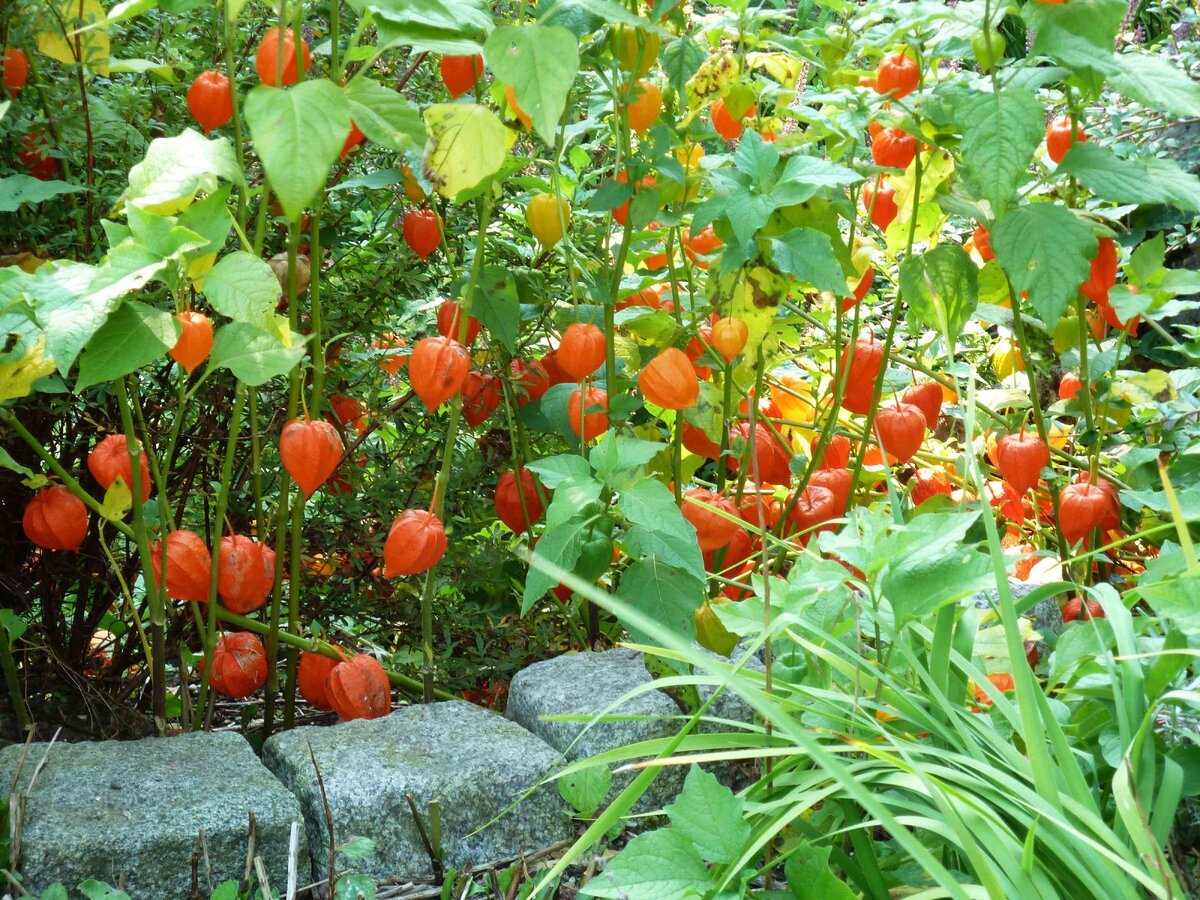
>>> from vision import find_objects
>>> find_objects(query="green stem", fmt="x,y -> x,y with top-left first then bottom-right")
115,377 -> 167,732
195,383 -> 247,728
0,619 -> 28,734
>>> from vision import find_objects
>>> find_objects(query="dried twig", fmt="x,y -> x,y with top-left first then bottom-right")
242,811 -> 257,889
286,820 -> 301,900
308,741 -> 338,894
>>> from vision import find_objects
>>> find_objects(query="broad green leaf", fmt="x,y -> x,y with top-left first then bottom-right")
589,433 -> 665,483
724,189 -> 775,246
208,882 -> 239,900
544,476 -> 604,527
471,265 -> 521,352
882,542 -> 993,625
1024,0 -> 1125,70
422,104 -> 516,199
374,19 -> 485,56
107,57 -> 177,80
1055,142 -> 1200,211
23,262 -> 117,375
1049,618 -> 1115,685
0,175 -> 86,213
732,130 -> 780,185
615,557 -> 703,646
1108,51 -> 1200,117
208,320 -> 306,385
37,0 -> 110,75
75,301 -> 178,389
664,766 -> 750,864
773,153 -> 862,205
558,764 -> 612,815
768,228 -> 845,294
619,479 -> 703,573
333,874 -> 376,900
0,447 -> 38,480
343,79 -> 425,151
956,89 -> 1044,215
579,829 -> 712,899
78,880 -> 132,900
0,609 -> 29,642
485,25 -> 580,144
898,243 -> 979,343
660,35 -> 705,96
522,512 -> 594,612
525,453 -> 592,488
120,130 -> 241,215
784,840 -> 858,900
993,203 -> 1096,328
348,0 -> 493,43
244,82 -> 351,221
1138,572 -> 1200,631
200,251 -> 281,326
0,336 -> 56,402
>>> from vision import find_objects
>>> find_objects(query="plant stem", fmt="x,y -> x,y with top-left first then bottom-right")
115,377 -> 167,731
195,383 -> 247,728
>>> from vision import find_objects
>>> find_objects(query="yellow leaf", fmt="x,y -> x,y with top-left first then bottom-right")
746,52 -> 802,89
37,0 -> 111,76
421,104 -> 516,200
0,337 -> 57,403
100,476 -> 132,521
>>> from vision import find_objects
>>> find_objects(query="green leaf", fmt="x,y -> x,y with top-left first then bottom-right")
579,829 -> 712,899
522,512 -> 594,612
661,35 -> 705,95
784,841 -> 857,900
724,189 -> 775,247
898,243 -> 979,343
956,89 -> 1044,215
208,883 -> 239,900
590,433 -> 665,484
1108,51 -> 1200,117
619,479 -> 703,573
374,19 -> 484,56
333,874 -> 377,900
343,78 -> 425,152
558,763 -> 612,815
615,557 -> 703,646
993,203 -> 1096,328
0,175 -> 86,213
1049,618 -> 1115,685
1055,142 -> 1200,211
349,0 -> 492,46
0,609 -> 28,642
208,320 -> 307,385
773,154 -> 862,205
484,25 -> 580,144
176,184 -> 234,260
472,265 -> 521,351
201,251 -> 281,326
1024,0 -> 1125,70
337,836 -> 376,861
422,103 -> 517,200
78,882 -> 132,900
664,766 -> 750,864
24,262 -> 112,376
120,129 -> 242,215
0,447 -> 37,480
881,543 -> 993,625
244,82 -> 351,221
769,228 -> 845,294
1139,572 -> 1200,631
732,130 -> 780,185
76,301 -> 178,389
526,453 -> 592,488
